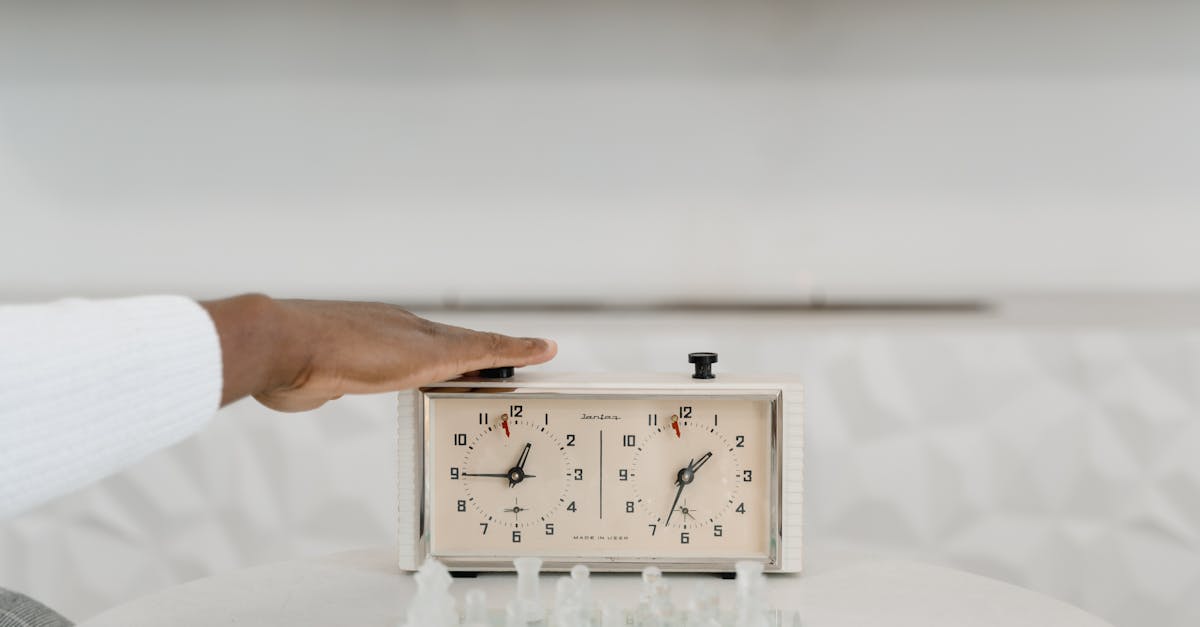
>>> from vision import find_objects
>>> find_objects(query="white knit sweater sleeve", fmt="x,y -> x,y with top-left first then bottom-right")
0,296 -> 222,518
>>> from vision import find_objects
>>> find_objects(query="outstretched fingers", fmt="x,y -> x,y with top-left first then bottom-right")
439,325 -> 558,373
395,320 -> 557,387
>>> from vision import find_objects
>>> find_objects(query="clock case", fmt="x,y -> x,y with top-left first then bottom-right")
397,371 -> 803,573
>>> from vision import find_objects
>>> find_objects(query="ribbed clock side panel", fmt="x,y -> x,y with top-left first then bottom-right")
780,384 -> 805,572
396,390 -> 422,570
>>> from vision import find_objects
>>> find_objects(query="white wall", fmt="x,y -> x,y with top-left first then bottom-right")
3,1 -> 1200,302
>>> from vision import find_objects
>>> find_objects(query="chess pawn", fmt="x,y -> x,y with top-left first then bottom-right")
650,575 -> 676,626
637,566 -> 675,627
571,564 -> 593,617
463,589 -> 490,627
636,566 -> 661,623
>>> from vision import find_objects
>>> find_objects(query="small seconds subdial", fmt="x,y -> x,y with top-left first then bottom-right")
459,415 -> 574,529
630,415 -> 743,531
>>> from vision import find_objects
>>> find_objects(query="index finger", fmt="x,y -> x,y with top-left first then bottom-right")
439,326 -> 558,374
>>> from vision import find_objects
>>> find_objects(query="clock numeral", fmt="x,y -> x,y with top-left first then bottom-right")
573,468 -> 584,480
742,470 -> 753,482
648,524 -> 657,536
545,523 -> 555,536
680,531 -> 690,544
456,499 -> 466,512
478,412 -> 488,425
679,406 -> 693,419
566,434 -> 576,447
713,525 -> 723,537
618,468 -> 629,481
450,467 -> 460,480
736,502 -> 746,514
625,501 -> 635,513
453,433 -> 467,446
714,413 -> 719,426
735,435 -> 745,448
622,434 -> 636,447
648,413 -> 658,426
509,405 -> 523,417
512,530 -> 522,543
567,501 -> 577,512
479,522 -> 488,535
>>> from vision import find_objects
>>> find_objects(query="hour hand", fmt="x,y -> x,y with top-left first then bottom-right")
689,451 -> 713,474
511,442 -> 532,487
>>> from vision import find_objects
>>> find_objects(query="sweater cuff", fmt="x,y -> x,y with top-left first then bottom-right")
0,295 -> 223,517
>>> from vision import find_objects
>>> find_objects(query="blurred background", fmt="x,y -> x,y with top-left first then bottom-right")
2,1 -> 1199,626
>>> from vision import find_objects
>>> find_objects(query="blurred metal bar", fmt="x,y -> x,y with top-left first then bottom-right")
396,298 -> 992,314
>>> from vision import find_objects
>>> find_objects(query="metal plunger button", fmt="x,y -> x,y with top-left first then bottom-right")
689,352 -> 718,379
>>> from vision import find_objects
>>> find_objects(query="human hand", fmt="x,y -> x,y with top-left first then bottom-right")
200,294 -> 557,412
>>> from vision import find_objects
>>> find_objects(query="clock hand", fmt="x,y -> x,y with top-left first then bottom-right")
462,472 -> 538,478
664,453 -> 713,526
689,451 -> 713,474
511,442 -> 532,487
664,457 -> 694,527
664,478 -> 686,527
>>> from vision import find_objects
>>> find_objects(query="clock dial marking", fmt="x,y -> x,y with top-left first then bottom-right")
430,396 -> 773,559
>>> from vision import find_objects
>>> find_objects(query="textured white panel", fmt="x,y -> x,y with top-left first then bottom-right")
395,391 -> 420,570
781,385 -> 805,572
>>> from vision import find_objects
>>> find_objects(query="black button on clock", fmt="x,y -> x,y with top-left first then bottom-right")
479,366 -> 515,379
688,352 -> 718,379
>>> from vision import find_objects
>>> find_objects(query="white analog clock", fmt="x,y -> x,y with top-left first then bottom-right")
397,353 -> 803,573
456,412 -> 575,533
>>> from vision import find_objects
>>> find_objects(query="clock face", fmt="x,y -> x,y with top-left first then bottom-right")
425,394 -> 775,564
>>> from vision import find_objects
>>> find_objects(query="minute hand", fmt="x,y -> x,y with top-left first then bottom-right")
664,452 -> 713,527
664,472 -> 688,527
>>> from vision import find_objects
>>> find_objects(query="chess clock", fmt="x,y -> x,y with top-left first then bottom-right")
397,353 -> 803,573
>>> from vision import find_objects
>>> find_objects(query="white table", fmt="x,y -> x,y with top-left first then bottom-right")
80,548 -> 1113,626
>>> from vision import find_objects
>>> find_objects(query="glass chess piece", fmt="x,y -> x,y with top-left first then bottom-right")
402,558 -> 458,627
513,557 -> 546,623
734,561 -> 769,627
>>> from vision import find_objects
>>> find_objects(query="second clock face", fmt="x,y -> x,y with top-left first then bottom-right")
426,393 -> 774,563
